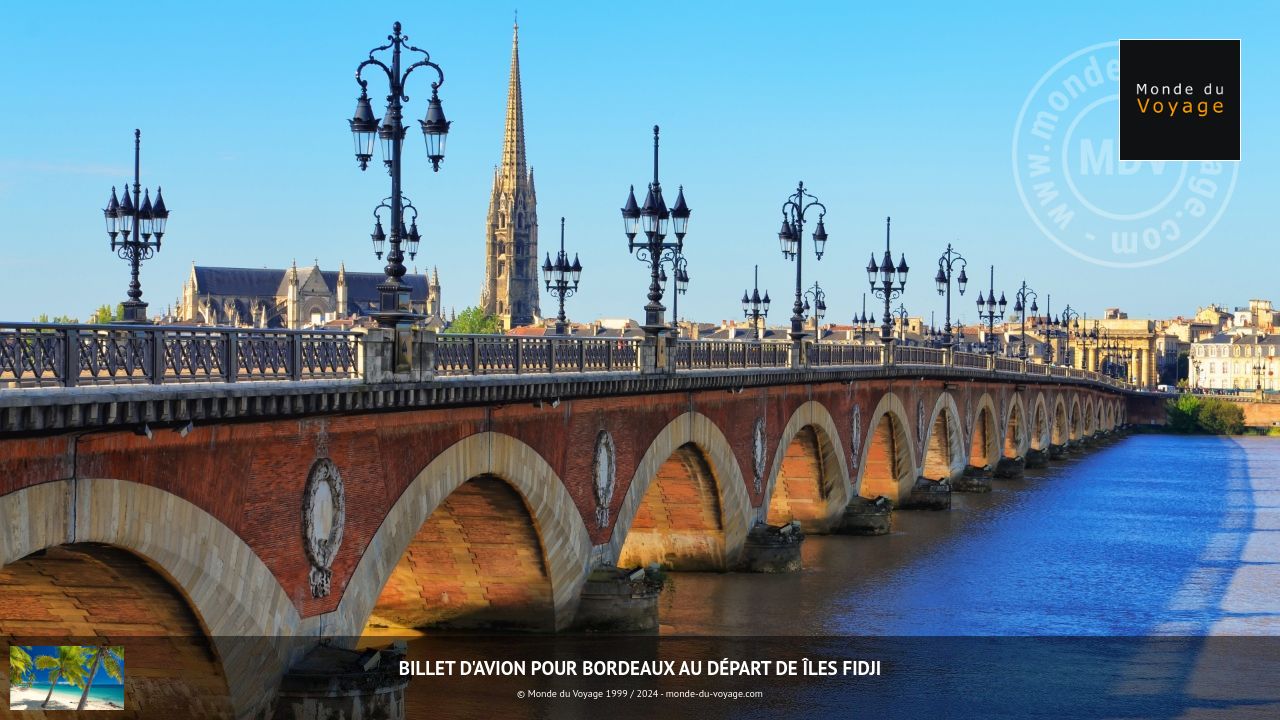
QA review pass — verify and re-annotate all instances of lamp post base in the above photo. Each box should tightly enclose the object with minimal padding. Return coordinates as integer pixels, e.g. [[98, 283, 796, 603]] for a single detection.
[[118, 301, 148, 324]]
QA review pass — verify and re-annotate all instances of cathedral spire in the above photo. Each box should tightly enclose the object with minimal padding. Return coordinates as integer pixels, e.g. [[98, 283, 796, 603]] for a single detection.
[[501, 21, 526, 188]]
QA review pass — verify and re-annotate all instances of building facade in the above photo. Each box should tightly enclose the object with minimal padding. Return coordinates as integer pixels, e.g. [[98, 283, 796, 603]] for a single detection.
[[1189, 332, 1280, 391], [178, 262, 442, 329], [480, 22, 540, 330]]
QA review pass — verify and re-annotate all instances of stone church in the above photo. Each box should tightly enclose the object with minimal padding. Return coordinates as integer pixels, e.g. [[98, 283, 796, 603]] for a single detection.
[[177, 262, 442, 329], [480, 22, 540, 330]]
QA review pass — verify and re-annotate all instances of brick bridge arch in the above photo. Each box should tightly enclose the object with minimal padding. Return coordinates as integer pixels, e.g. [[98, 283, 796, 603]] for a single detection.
[[856, 392, 918, 504], [921, 393, 966, 482], [1004, 393, 1030, 458], [1052, 395, 1070, 445], [608, 412, 754, 571], [333, 432, 592, 635], [1070, 396, 1084, 441], [1030, 393, 1049, 450], [763, 400, 852, 533], [0, 479, 296, 719], [968, 393, 1000, 470]]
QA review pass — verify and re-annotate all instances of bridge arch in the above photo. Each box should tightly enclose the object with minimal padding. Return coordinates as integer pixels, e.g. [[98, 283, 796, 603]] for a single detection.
[[611, 412, 753, 571], [856, 392, 919, 504], [1052, 395, 1069, 445], [1003, 394, 1030, 458], [763, 401, 853, 533], [921, 393, 966, 482], [968, 393, 1000, 470], [1031, 393, 1050, 451], [0, 479, 292, 719], [1084, 397, 1097, 435], [338, 432, 592, 635], [1070, 396, 1084, 441]]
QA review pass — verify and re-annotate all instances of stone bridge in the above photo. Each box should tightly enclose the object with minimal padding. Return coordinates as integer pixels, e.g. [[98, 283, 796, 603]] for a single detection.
[[0, 324, 1163, 718]]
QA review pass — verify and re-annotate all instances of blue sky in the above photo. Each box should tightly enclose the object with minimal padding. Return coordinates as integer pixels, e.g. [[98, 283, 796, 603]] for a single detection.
[[0, 1, 1274, 324], [24, 646, 124, 685]]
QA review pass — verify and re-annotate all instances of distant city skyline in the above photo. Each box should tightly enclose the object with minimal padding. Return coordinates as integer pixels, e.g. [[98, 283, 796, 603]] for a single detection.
[[1, 1, 1274, 324]]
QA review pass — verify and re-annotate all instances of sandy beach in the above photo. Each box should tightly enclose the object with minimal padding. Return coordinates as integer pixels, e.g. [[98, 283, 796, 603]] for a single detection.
[[9, 686, 123, 711]]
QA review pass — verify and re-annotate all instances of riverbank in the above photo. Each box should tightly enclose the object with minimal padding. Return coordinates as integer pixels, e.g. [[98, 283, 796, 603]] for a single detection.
[[8, 686, 123, 711]]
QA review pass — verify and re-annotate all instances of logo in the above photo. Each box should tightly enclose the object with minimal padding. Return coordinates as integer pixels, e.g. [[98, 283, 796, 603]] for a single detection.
[[1012, 42, 1237, 267]]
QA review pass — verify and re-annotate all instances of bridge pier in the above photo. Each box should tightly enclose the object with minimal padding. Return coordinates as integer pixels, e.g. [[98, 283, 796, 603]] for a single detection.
[[955, 465, 992, 493], [1025, 448, 1049, 469], [900, 477, 952, 510], [572, 566, 663, 633], [1047, 444, 1067, 460], [272, 643, 408, 720], [738, 522, 804, 573], [835, 496, 893, 535], [993, 455, 1026, 479]]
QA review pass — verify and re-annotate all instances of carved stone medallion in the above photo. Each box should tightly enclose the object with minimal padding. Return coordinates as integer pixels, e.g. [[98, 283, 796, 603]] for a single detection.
[[850, 406, 862, 468], [302, 457, 345, 599], [752, 418, 767, 494], [593, 430, 616, 528]]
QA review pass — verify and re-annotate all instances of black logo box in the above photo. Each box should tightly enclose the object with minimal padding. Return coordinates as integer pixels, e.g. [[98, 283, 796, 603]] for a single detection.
[[1119, 39, 1240, 161]]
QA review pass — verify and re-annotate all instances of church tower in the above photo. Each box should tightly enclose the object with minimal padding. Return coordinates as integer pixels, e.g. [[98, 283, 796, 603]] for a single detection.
[[481, 21, 539, 329]]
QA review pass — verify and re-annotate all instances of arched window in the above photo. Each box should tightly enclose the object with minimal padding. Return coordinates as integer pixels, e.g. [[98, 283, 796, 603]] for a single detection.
[[518, 212, 524, 229], [310, 308, 323, 326]]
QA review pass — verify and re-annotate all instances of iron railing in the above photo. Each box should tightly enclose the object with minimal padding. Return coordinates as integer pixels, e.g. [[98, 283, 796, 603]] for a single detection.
[[434, 334, 640, 376], [0, 323, 358, 388], [0, 322, 1134, 391]]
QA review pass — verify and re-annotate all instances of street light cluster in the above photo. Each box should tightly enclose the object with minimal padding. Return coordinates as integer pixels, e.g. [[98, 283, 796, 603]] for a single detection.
[[91, 20, 1085, 364]]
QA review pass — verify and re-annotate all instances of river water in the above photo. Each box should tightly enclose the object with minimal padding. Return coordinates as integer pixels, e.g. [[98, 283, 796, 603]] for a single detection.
[[407, 435, 1280, 719]]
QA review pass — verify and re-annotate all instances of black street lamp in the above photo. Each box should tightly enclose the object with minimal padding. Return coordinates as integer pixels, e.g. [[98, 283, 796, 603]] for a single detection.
[[1011, 280, 1039, 360], [866, 216, 907, 343], [348, 21, 450, 329], [1059, 304, 1082, 366], [741, 264, 770, 339], [621, 126, 691, 345], [974, 265, 1006, 355], [934, 242, 968, 347], [803, 281, 827, 345], [542, 217, 582, 335], [666, 254, 690, 337], [893, 303, 909, 342], [778, 182, 828, 352], [853, 293, 876, 344], [103, 130, 170, 324]]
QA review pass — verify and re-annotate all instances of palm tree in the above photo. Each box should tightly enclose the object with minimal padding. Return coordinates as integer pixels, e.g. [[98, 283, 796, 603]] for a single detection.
[[8, 645, 34, 685], [76, 645, 124, 711], [35, 646, 88, 709]]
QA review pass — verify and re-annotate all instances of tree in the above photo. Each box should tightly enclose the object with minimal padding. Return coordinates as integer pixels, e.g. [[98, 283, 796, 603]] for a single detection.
[[444, 306, 504, 334], [1198, 398, 1244, 435], [89, 304, 125, 324], [9, 645, 34, 686], [35, 646, 89, 708], [75, 645, 124, 711], [32, 313, 79, 324], [1166, 394, 1202, 433]]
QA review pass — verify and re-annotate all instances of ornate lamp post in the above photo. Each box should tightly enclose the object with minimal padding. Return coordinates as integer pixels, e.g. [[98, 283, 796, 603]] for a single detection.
[[741, 265, 770, 339], [348, 21, 450, 329], [778, 183, 828, 356], [103, 130, 170, 324], [974, 266, 1006, 355], [542, 217, 582, 335], [854, 293, 876, 344], [934, 243, 968, 347], [893, 303, 909, 342], [866, 216, 908, 343], [621, 126, 691, 354], [1011, 280, 1039, 360], [802, 281, 827, 345], [667, 255, 689, 337], [1059, 304, 1082, 366]]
